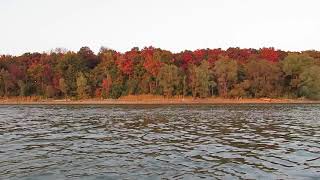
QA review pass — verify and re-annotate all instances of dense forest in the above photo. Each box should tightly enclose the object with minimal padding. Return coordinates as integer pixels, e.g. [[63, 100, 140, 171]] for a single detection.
[[1, 47, 320, 100]]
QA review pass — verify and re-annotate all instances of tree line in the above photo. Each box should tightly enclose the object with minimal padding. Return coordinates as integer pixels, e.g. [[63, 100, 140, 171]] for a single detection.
[[1, 47, 320, 100]]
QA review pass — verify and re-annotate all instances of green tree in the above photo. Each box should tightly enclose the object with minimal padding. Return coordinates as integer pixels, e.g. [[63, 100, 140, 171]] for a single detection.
[[76, 72, 88, 99], [213, 58, 238, 97], [282, 54, 315, 98], [158, 64, 180, 97], [299, 65, 320, 99], [59, 78, 68, 98], [57, 52, 87, 96], [244, 59, 282, 97], [109, 84, 123, 99], [0, 69, 12, 97], [189, 61, 211, 98], [27, 64, 44, 95], [17, 80, 26, 97], [229, 80, 250, 98]]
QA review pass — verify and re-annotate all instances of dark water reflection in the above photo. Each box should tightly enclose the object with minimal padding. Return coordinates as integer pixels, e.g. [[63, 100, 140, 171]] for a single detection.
[[0, 104, 319, 179]]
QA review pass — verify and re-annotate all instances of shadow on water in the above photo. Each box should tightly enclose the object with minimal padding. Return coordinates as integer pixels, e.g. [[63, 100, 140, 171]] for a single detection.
[[0, 104, 319, 179]]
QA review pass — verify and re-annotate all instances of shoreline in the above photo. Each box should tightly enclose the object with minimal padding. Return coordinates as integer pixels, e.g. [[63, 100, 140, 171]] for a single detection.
[[0, 97, 319, 105]]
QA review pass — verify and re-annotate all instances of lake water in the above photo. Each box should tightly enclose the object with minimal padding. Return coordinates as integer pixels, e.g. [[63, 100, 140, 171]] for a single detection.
[[0, 104, 319, 179]]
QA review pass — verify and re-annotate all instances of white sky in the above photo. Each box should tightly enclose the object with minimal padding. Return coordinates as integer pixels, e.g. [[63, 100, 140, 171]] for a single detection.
[[0, 0, 319, 55]]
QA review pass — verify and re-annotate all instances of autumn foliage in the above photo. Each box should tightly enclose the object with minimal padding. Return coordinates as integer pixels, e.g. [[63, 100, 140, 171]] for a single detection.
[[0, 46, 320, 99]]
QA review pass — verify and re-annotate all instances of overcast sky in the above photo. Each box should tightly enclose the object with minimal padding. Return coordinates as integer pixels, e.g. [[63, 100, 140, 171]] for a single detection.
[[0, 0, 319, 55]]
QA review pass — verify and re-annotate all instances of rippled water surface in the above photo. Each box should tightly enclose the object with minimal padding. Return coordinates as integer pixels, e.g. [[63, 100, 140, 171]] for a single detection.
[[0, 104, 320, 179]]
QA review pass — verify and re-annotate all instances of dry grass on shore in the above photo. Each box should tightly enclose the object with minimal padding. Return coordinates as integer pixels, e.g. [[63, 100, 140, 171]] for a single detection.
[[0, 95, 318, 105]]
